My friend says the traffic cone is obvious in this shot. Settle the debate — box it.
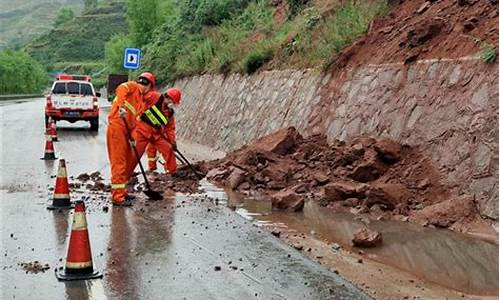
[47,118,58,142]
[47,159,73,210]
[55,200,102,281]
[41,134,57,160]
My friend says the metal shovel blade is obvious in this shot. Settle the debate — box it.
[144,189,163,200]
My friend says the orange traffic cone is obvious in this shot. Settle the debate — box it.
[55,200,102,281]
[47,159,73,210]
[41,134,57,160]
[47,117,58,142]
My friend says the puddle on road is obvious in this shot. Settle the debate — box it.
[199,180,499,296]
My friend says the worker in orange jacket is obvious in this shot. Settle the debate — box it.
[146,88,180,174]
[106,72,156,207]
[126,88,181,178]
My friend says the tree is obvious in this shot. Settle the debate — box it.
[84,0,98,10]
[126,0,160,46]
[54,7,75,27]
[0,50,48,94]
[105,34,133,74]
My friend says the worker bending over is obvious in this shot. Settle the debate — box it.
[106,72,155,207]
[126,88,182,179]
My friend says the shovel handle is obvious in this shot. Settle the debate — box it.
[156,132,204,179]
[174,148,204,180]
[120,116,152,190]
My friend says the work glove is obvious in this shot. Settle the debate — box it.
[118,106,127,118]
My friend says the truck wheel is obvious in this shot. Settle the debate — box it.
[45,115,49,127]
[90,118,99,131]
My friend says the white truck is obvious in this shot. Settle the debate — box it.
[45,74,101,131]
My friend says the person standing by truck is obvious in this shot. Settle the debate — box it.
[106,72,156,207]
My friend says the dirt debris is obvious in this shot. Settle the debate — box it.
[76,173,90,182]
[89,171,104,181]
[145,164,207,194]
[75,171,110,192]
[352,228,383,248]
[203,126,487,233]
[19,261,50,274]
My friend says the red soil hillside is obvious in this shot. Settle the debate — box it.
[334,0,498,68]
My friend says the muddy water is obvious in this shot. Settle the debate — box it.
[199,180,499,296]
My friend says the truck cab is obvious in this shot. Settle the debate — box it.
[45,74,101,131]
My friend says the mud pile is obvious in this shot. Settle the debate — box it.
[204,127,483,232]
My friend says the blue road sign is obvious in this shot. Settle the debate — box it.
[123,48,141,69]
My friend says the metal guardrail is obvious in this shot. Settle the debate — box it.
[0,94,44,101]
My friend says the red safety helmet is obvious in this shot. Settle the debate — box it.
[138,72,156,86]
[165,88,182,105]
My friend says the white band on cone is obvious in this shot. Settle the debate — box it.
[72,213,88,231]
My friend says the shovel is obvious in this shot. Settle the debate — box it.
[121,116,163,200]
[157,131,204,180]
[174,149,205,180]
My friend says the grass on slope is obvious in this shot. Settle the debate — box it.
[141,0,390,82]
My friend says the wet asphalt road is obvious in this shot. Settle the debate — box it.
[1,98,370,299]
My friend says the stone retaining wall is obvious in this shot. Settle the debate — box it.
[173,58,498,220]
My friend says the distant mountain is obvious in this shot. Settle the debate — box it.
[24,1,127,70]
[0,0,83,49]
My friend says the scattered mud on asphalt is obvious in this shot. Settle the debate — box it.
[19,261,50,274]
[2,183,32,194]
[74,171,110,192]
[70,166,206,211]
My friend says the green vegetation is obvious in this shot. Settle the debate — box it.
[14,0,390,91]
[242,44,274,74]
[481,44,496,64]
[53,7,75,27]
[0,50,48,94]
[84,0,98,10]
[277,1,390,70]
[105,33,133,74]
[285,0,308,19]
[126,0,161,47]
[121,0,390,82]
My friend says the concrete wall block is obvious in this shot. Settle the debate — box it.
[447,64,462,87]
[470,176,498,220]
[426,62,440,81]
[470,83,491,112]
[472,143,493,175]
